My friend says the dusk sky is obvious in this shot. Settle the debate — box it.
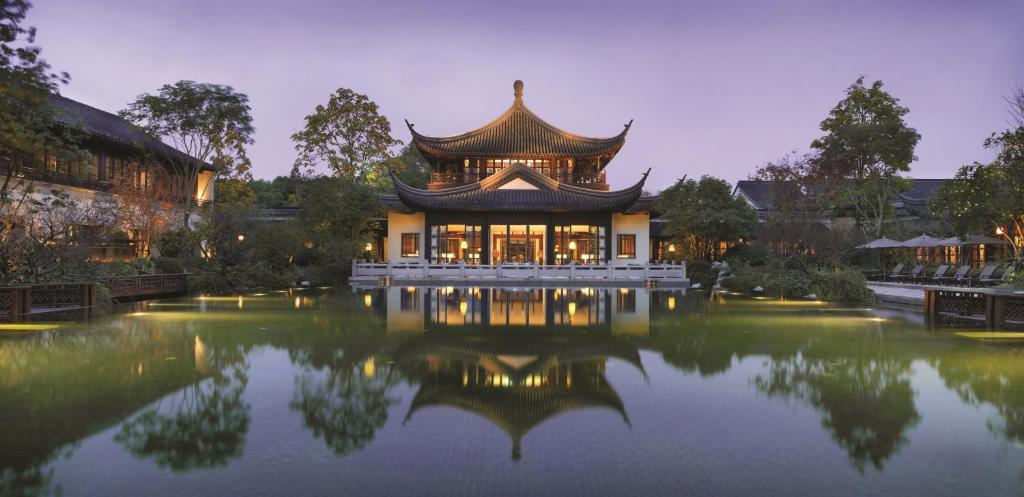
[30,0,1024,191]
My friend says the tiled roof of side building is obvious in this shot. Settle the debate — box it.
[384,163,650,213]
[733,180,795,211]
[49,93,212,170]
[407,80,630,162]
[897,179,948,206]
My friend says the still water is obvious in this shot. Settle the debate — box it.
[2,287,1024,496]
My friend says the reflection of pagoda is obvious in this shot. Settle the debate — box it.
[397,331,644,460]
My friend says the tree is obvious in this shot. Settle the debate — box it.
[932,127,1024,263]
[291,88,401,183]
[390,142,431,189]
[810,77,920,238]
[120,81,255,228]
[108,163,176,257]
[655,175,756,261]
[297,176,380,283]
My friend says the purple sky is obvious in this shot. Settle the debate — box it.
[30,0,1024,191]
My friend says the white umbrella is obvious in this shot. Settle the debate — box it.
[856,237,903,249]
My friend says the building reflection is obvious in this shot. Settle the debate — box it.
[395,328,645,461]
[376,286,674,336]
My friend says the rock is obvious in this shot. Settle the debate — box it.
[301,281,311,287]
[753,286,764,293]
[691,283,702,289]
[806,293,817,299]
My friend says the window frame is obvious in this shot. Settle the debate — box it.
[401,233,420,258]
[617,234,636,259]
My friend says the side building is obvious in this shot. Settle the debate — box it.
[1,94,215,259]
[378,80,659,266]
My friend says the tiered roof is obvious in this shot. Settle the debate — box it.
[407,80,630,162]
[383,163,650,213]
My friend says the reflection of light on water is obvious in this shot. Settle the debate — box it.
[956,332,1024,341]
[238,296,244,309]
[619,288,629,295]
[194,336,211,374]
[668,296,676,311]
[364,293,373,307]
[568,302,577,316]
[294,296,301,309]
[0,323,60,331]
[459,300,468,315]
[363,357,376,377]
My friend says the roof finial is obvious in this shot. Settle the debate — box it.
[513,80,524,104]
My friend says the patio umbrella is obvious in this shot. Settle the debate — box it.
[939,234,1010,246]
[856,237,903,249]
[899,235,945,248]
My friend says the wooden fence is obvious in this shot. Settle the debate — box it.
[924,287,1024,330]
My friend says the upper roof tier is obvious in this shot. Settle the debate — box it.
[406,80,631,162]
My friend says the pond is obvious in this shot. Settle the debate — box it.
[2,287,1024,496]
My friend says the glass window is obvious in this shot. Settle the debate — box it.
[432,225,482,263]
[401,233,419,257]
[617,234,636,259]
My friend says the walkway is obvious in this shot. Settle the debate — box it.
[868,283,925,306]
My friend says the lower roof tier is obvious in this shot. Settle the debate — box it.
[384,163,655,214]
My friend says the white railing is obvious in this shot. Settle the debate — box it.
[352,261,686,281]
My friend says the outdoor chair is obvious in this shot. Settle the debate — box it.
[925,264,950,282]
[899,264,925,282]
[968,265,998,286]
[886,263,906,281]
[934,265,971,285]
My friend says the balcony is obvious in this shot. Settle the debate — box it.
[428,170,608,190]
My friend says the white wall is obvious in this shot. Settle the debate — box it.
[610,213,650,266]
[386,211,426,263]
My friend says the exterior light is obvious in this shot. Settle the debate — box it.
[668,295,676,310]
[460,240,469,249]
[237,234,245,241]
[668,243,676,253]
[996,226,1005,236]
[365,242,373,251]
[363,293,372,308]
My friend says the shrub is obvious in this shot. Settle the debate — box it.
[101,258,156,277]
[686,260,719,289]
[236,262,299,291]
[188,261,237,295]
[722,243,770,266]
[810,268,875,304]
[152,257,185,274]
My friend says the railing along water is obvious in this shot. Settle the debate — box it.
[351,261,686,283]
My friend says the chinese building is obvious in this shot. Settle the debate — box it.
[380,81,658,266]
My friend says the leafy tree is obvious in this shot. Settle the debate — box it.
[655,175,755,261]
[297,176,380,283]
[390,142,431,189]
[120,81,255,227]
[809,77,920,238]
[291,87,401,183]
[932,127,1024,263]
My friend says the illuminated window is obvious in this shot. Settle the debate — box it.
[617,234,636,259]
[401,233,419,257]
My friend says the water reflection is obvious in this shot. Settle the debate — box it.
[6,288,1024,495]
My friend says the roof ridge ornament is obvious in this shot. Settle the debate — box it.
[513,80,524,105]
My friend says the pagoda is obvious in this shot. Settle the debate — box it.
[380,80,657,266]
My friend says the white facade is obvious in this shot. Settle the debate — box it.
[386,211,426,263]
[610,213,651,266]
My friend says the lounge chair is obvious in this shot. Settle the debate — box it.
[925,264,950,282]
[934,265,970,285]
[968,265,998,286]
[886,263,906,281]
[899,264,925,282]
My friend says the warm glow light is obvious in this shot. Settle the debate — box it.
[459,300,468,315]
[237,296,244,309]
[363,357,376,377]
[568,241,577,250]
[568,301,577,316]
[619,288,629,295]
[365,242,373,251]
[668,295,676,310]
[996,226,1005,236]
[237,234,245,241]
[294,296,301,309]
[0,323,60,331]
[668,244,676,253]
[460,240,468,249]
[364,294,373,307]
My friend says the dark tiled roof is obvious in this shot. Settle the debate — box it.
[733,180,796,211]
[625,195,658,214]
[386,163,649,213]
[897,179,947,206]
[380,194,414,214]
[407,81,630,161]
[49,93,210,169]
